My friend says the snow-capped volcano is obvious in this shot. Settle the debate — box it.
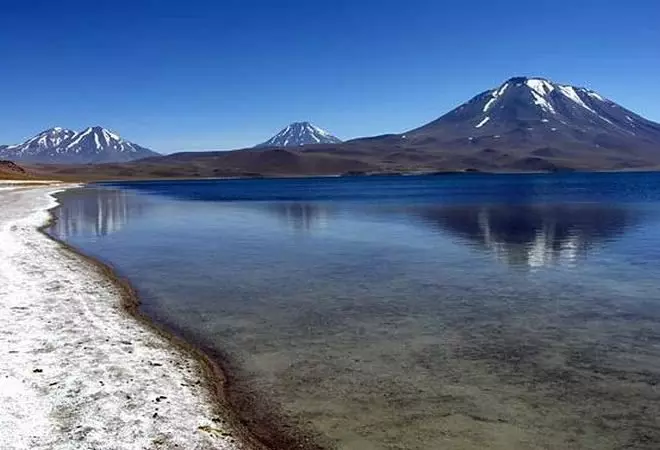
[256,122,342,147]
[384,77,660,168]
[0,126,160,163]
[446,76,648,133]
[402,76,660,160]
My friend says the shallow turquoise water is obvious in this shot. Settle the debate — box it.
[50,173,660,449]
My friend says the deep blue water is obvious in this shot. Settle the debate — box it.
[50,173,660,450]
[102,172,660,203]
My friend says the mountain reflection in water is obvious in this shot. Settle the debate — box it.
[52,187,646,272]
[255,201,644,269]
[266,202,333,232]
[412,204,640,268]
[51,188,144,238]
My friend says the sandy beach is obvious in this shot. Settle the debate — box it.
[0,185,241,450]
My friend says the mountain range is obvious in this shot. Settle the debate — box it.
[0,126,159,164]
[5,76,660,174]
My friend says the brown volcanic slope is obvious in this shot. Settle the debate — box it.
[0,160,37,180]
[28,77,660,180]
[27,148,378,180]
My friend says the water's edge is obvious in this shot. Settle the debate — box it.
[42,186,330,450]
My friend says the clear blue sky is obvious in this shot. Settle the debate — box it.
[2,0,659,153]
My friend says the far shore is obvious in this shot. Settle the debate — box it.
[7,164,660,186]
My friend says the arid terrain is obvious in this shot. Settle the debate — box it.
[14,143,659,182]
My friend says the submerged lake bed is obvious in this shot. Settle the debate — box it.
[50,173,660,450]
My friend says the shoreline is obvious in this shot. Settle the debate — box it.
[43,186,329,450]
[0,185,243,449]
[41,189,269,450]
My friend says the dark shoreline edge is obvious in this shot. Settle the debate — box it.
[39,186,331,450]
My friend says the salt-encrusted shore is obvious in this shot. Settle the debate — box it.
[0,185,242,450]
[0,180,62,185]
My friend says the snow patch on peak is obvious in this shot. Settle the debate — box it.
[557,85,596,113]
[101,128,121,145]
[483,97,497,113]
[309,123,332,137]
[526,79,555,97]
[475,116,490,128]
[584,90,605,102]
[483,83,509,113]
[531,91,556,114]
[65,132,87,149]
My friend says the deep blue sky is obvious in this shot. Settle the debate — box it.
[2,0,659,153]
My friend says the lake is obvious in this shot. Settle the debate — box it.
[49,173,660,450]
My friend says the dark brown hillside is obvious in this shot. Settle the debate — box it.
[0,160,34,180]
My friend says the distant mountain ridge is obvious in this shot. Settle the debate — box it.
[256,122,342,147]
[4,76,660,175]
[0,126,159,164]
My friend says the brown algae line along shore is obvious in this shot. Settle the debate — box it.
[43,186,329,450]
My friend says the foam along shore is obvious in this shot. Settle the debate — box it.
[0,185,240,450]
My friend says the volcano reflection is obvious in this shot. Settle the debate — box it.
[414,204,640,268]
[265,202,333,232]
[51,188,144,239]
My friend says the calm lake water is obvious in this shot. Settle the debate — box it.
[50,173,660,450]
